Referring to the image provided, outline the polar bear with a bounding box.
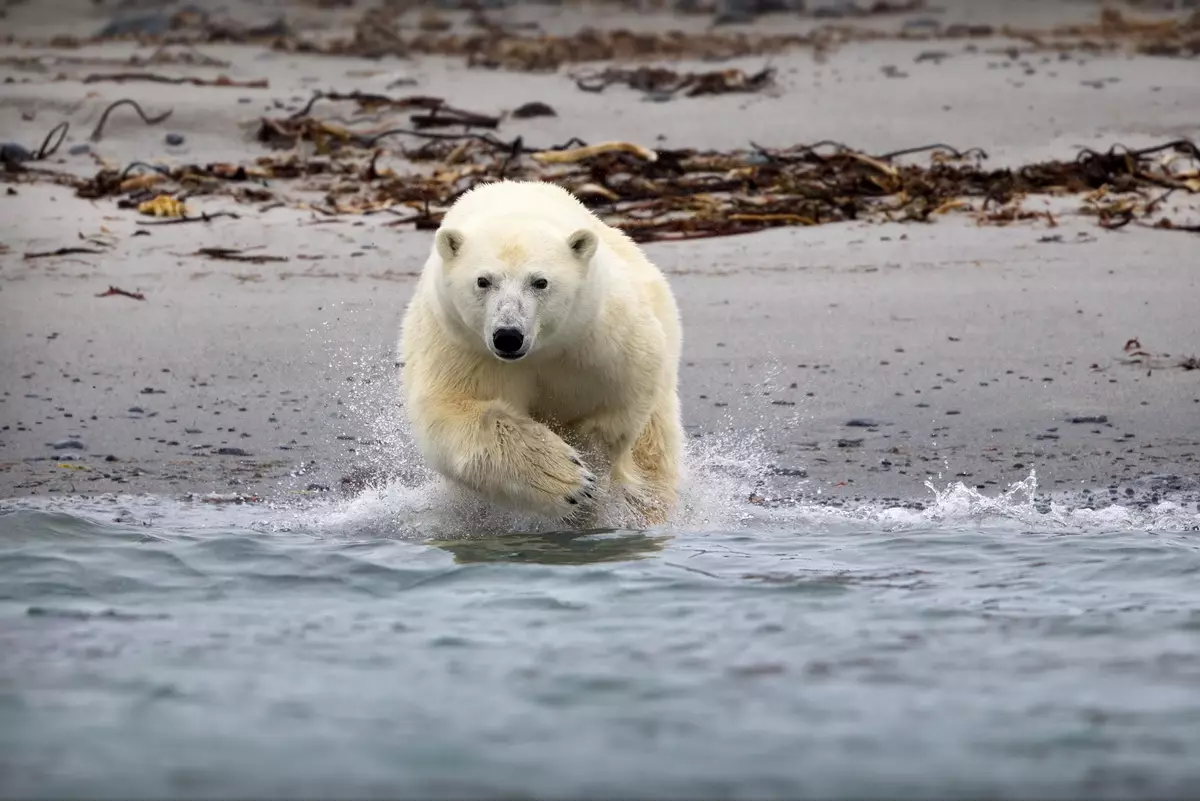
[398,180,684,525]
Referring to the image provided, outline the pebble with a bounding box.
[903,16,941,32]
[165,133,185,146]
[49,439,85,450]
[96,13,172,37]
[216,447,250,456]
[813,1,853,18]
[845,418,887,428]
[68,144,91,156]
[511,102,556,119]
[0,143,33,164]
[433,0,504,7]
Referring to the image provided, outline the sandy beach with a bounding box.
[1,0,1198,511]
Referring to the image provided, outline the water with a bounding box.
[4,443,1200,800]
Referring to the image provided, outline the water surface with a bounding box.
[2,477,1200,800]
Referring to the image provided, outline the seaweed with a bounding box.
[57,128,1199,242]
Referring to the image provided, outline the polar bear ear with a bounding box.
[567,229,598,263]
[435,228,465,262]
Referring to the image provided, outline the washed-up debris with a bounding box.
[14,90,1195,244]
[845,418,888,428]
[531,141,659,164]
[810,0,929,18]
[293,6,1198,66]
[410,106,500,130]
[131,42,232,68]
[575,65,776,98]
[24,246,105,259]
[1118,337,1200,373]
[89,98,173,142]
[1011,7,1200,59]
[1,121,68,166]
[138,211,242,226]
[195,247,288,264]
[93,5,291,44]
[1,44,231,71]
[0,143,34,165]
[360,27,816,70]
[81,72,269,89]
[138,194,187,217]
[26,4,1200,69]
[359,136,1196,240]
[511,101,557,119]
[288,90,451,120]
[255,92,503,151]
[96,286,146,300]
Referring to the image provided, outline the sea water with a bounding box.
[3,427,1200,800]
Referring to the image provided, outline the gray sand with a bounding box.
[1,0,1198,510]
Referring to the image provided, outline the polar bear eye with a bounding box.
[476,276,491,289]
[531,278,549,290]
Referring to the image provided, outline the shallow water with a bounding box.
[3,464,1200,801]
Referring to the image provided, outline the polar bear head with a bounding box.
[432,216,599,362]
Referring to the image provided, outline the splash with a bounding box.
[296,419,782,540]
[13,318,1192,538]
[286,423,1200,540]
[271,322,1200,538]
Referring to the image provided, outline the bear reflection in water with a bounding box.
[430,529,672,566]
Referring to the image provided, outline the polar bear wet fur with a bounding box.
[398,180,684,524]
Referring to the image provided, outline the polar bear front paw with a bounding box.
[534,441,599,519]
[495,413,599,518]
[561,450,599,509]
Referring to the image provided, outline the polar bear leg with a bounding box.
[628,394,683,524]
[576,394,682,526]
[414,396,599,518]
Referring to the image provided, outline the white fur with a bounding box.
[398,180,685,525]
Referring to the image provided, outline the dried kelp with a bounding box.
[1000,8,1200,59]
[82,72,268,88]
[89,98,173,142]
[261,14,827,69]
[55,129,1198,242]
[255,93,504,152]
[282,6,1200,66]
[575,66,776,98]
[357,137,1200,240]
[28,4,1200,69]
[279,6,1199,70]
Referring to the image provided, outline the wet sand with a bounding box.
[1,0,1198,510]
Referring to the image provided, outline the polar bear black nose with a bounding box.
[492,327,525,354]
